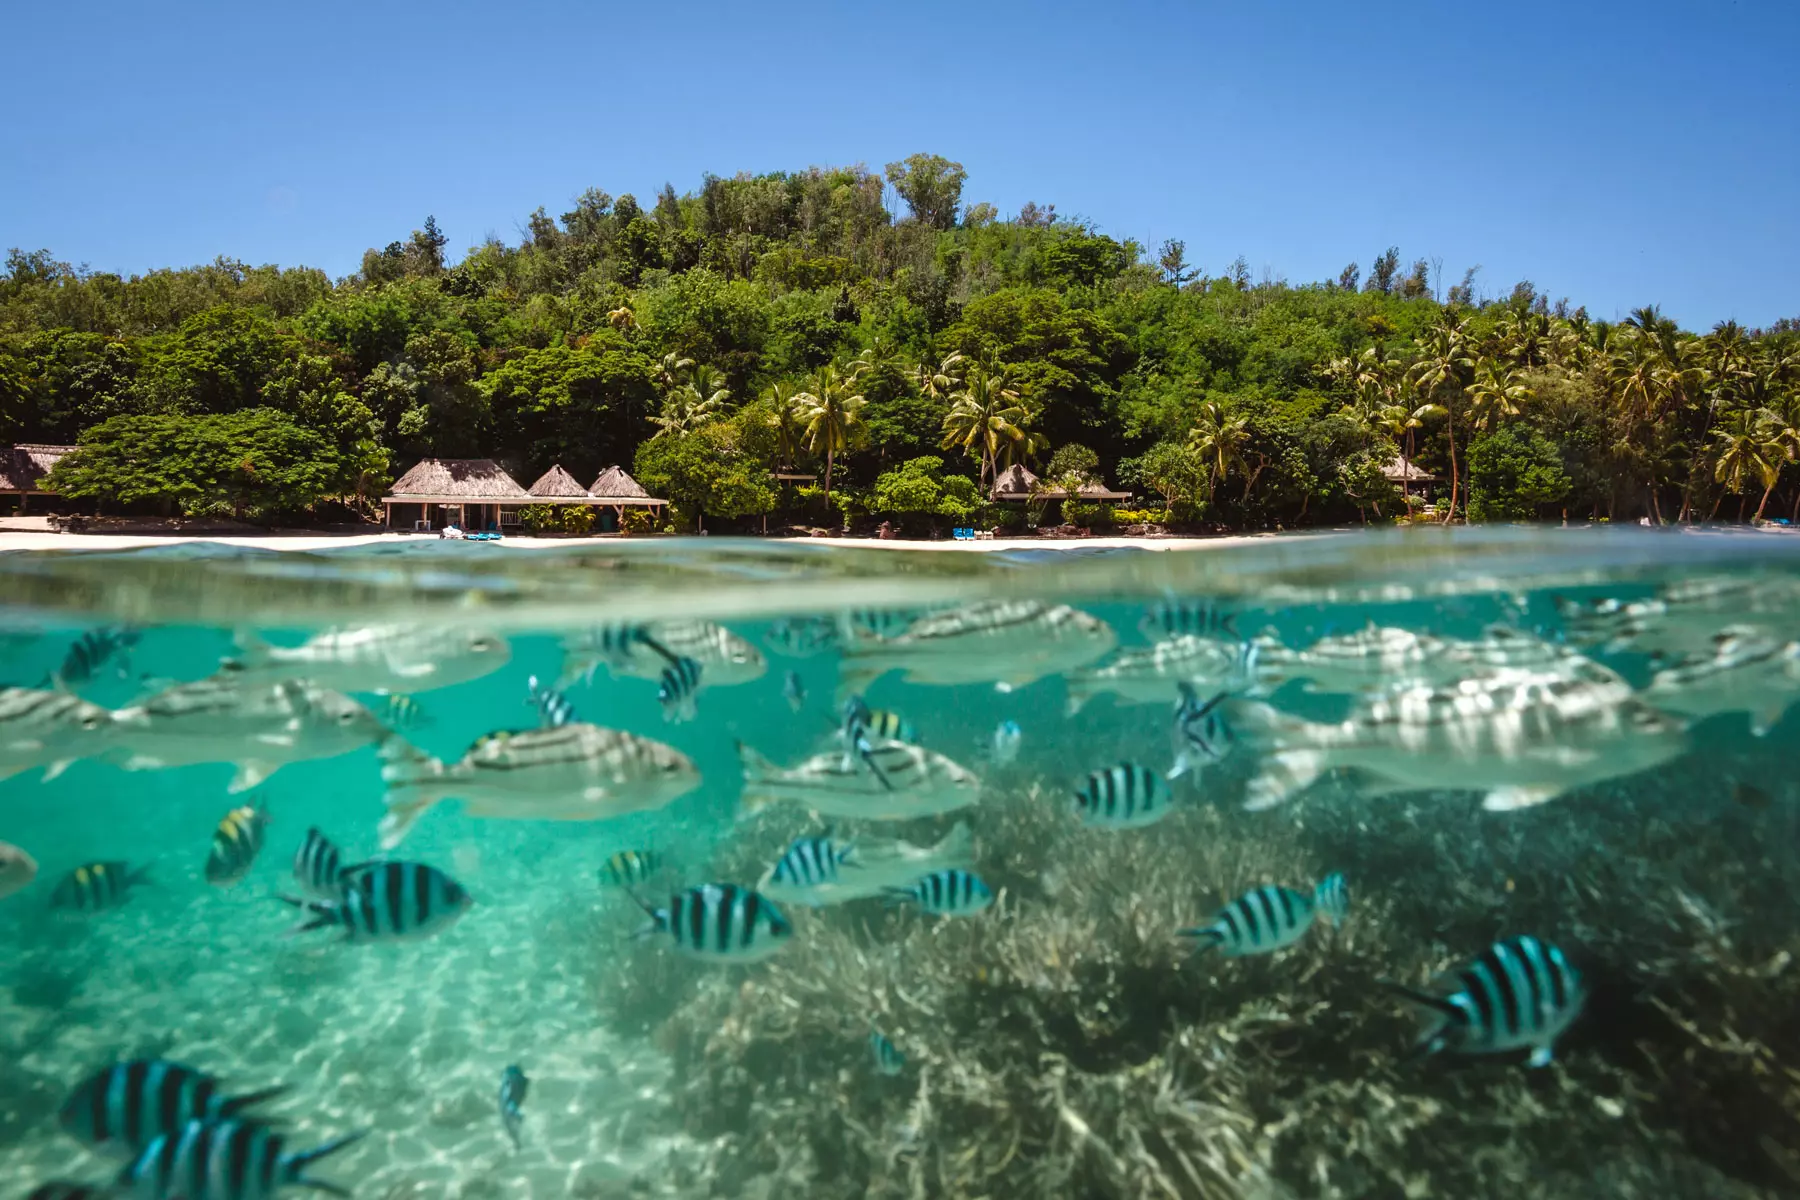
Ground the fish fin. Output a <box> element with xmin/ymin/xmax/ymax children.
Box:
<box><xmin>231</xmin><ymin>761</ymin><xmax>275</xmax><ymax>793</ymax></box>
<box><xmin>1481</xmin><ymin>784</ymin><xmax>1563</xmax><ymax>812</ymax></box>
<box><xmin>277</xmin><ymin>895</ymin><xmax>339</xmax><ymax>936</ymax></box>
<box><xmin>1380</xmin><ymin>980</ymin><xmax>1464</xmax><ymax>1021</ymax></box>
<box><xmin>1751</xmin><ymin>701</ymin><xmax>1790</xmax><ymax>737</ymax></box>
<box><xmin>230</xmin><ymin>629</ymin><xmax>274</xmax><ymax>667</ymax></box>
<box><xmin>1526</xmin><ymin>1045</ymin><xmax>1555</xmax><ymax>1068</ymax></box>
<box><xmin>931</xmin><ymin>821</ymin><xmax>976</xmax><ymax>870</ymax></box>
<box><xmin>39</xmin><ymin>759</ymin><xmax>72</xmax><ymax>783</ymax></box>
<box><xmin>219</xmin><ymin>1084</ymin><xmax>290</xmax><ymax>1117</ymax></box>
<box><xmin>1176</xmin><ymin>928</ymin><xmax>1224</xmax><ymax>955</ymax></box>
<box><xmin>283</xmin><ymin>1128</ymin><xmax>369</xmax><ymax>1192</ymax></box>
<box><xmin>1243</xmin><ymin>749</ymin><xmax>1327</xmax><ymax>811</ymax></box>
<box><xmin>394</xmin><ymin>662</ymin><xmax>436</xmax><ymax>678</ymax></box>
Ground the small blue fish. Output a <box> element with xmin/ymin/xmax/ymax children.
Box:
<box><xmin>990</xmin><ymin>720</ymin><xmax>1022</xmax><ymax>765</ymax></box>
<box><xmin>1074</xmin><ymin>762</ymin><xmax>1170</xmax><ymax>830</ymax></box>
<box><xmin>1388</xmin><ymin>936</ymin><xmax>1584</xmax><ymax>1067</ymax></box>
<box><xmin>499</xmin><ymin>1065</ymin><xmax>528</xmax><ymax>1149</ymax></box>
<box><xmin>783</xmin><ymin>670</ymin><xmax>806</xmax><ymax>713</ymax></box>
<box><xmin>598</xmin><ymin>850</ymin><xmax>662</xmax><ymax>890</ymax></box>
<box><xmin>770</xmin><ymin>834</ymin><xmax>857</xmax><ymax>890</ymax></box>
<box><xmin>526</xmin><ymin>675</ymin><xmax>576</xmax><ymax>728</ymax></box>
<box><xmin>1312</xmin><ymin>872</ymin><xmax>1350</xmax><ymax>925</ymax></box>
<box><xmin>886</xmin><ymin>869</ymin><xmax>992</xmax><ymax>917</ymax></box>
<box><xmin>869</xmin><ymin>1030</ymin><xmax>905</xmax><ymax>1076</ymax></box>
<box><xmin>658</xmin><ymin>656</ymin><xmax>703</xmax><ymax>723</ymax></box>
<box><xmin>1169</xmin><ymin>683</ymin><xmax>1232</xmax><ymax>779</ymax></box>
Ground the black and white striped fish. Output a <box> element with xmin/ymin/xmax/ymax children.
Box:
<box><xmin>886</xmin><ymin>869</ymin><xmax>992</xmax><ymax>916</ymax></box>
<box><xmin>205</xmin><ymin>803</ymin><xmax>271</xmax><ymax>887</ymax></box>
<box><xmin>1169</xmin><ymin>683</ymin><xmax>1232</xmax><ymax>779</ymax></box>
<box><xmin>1140</xmin><ymin>598</ymin><xmax>1239</xmax><ymax>642</ymax></box>
<box><xmin>1074</xmin><ymin>762</ymin><xmax>1171</xmax><ymax>829</ymax></box>
<box><xmin>597</xmin><ymin>849</ymin><xmax>662</xmax><ymax>890</ymax></box>
<box><xmin>1313</xmin><ymin>872</ymin><xmax>1350</xmax><ymax>925</ymax></box>
<box><xmin>525</xmin><ymin>675</ymin><xmax>576</xmax><ymax>728</ymax></box>
<box><xmin>1388</xmin><ymin>936</ymin><xmax>1585</xmax><ymax>1067</ymax></box>
<box><xmin>770</xmin><ymin>835</ymin><xmax>857</xmax><ymax>890</ymax></box>
<box><xmin>657</xmin><ymin>656</ymin><xmax>703</xmax><ymax>723</ymax></box>
<box><xmin>115</xmin><ymin>1118</ymin><xmax>366</xmax><ymax>1200</ymax></box>
<box><xmin>51</xmin><ymin>861</ymin><xmax>151</xmax><ymax>911</ymax></box>
<box><xmin>766</xmin><ymin>617</ymin><xmax>839</xmax><ymax>658</ymax></box>
<box><xmin>280</xmin><ymin>861</ymin><xmax>472</xmax><ymax>942</ymax></box>
<box><xmin>869</xmin><ymin>1030</ymin><xmax>905</xmax><ymax>1076</ymax></box>
<box><xmin>293</xmin><ymin>827</ymin><xmax>346</xmax><ymax>898</ymax></box>
<box><xmin>54</xmin><ymin>626</ymin><xmax>140</xmax><ymax>688</ymax></box>
<box><xmin>634</xmin><ymin>883</ymin><xmax>793</xmax><ymax>962</ymax></box>
<box><xmin>59</xmin><ymin>1060</ymin><xmax>286</xmax><ymax>1152</ymax></box>
<box><xmin>1178</xmin><ymin>880</ymin><xmax>1339</xmax><ymax>957</ymax></box>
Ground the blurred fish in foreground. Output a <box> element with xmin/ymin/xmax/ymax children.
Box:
<box><xmin>560</xmin><ymin>620</ymin><xmax>764</xmax><ymax>689</ymax></box>
<box><xmin>223</xmin><ymin>625</ymin><xmax>509</xmax><ymax>694</ymax></box>
<box><xmin>738</xmin><ymin>741</ymin><xmax>980</xmax><ymax>821</ymax></box>
<box><xmin>839</xmin><ymin>600</ymin><xmax>1115</xmax><ymax>691</ymax></box>
<box><xmin>60</xmin><ymin>1059</ymin><xmax>286</xmax><ymax>1152</ymax></box>
<box><xmin>1065</xmin><ymin>635</ymin><xmax>1266</xmax><ymax>714</ymax></box>
<box><xmin>1644</xmin><ymin>626</ymin><xmax>1800</xmax><ymax>736</ymax></box>
<box><xmin>116</xmin><ymin>1119</ymin><xmax>367</xmax><ymax>1200</ymax></box>
<box><xmin>0</xmin><ymin>685</ymin><xmax>116</xmax><ymax>783</ymax></box>
<box><xmin>759</xmin><ymin>822</ymin><xmax>974</xmax><ymax>908</ymax></box>
<box><xmin>51</xmin><ymin>626</ymin><xmax>140</xmax><ymax>690</ymax></box>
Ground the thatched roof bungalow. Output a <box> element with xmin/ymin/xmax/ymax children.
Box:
<box><xmin>989</xmin><ymin>462</ymin><xmax>1131</xmax><ymax>502</ymax></box>
<box><xmin>381</xmin><ymin>458</ymin><xmax>531</xmax><ymax>531</ymax></box>
<box><xmin>1</xmin><ymin>445</ymin><xmax>73</xmax><ymax>511</ymax></box>
<box><xmin>527</xmin><ymin>464</ymin><xmax>592</xmax><ymax>500</ymax></box>
<box><xmin>588</xmin><ymin>466</ymin><xmax>666</xmax><ymax>507</ymax></box>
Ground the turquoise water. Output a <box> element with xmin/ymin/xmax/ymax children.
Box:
<box><xmin>2</xmin><ymin>530</ymin><xmax>1799</xmax><ymax>1199</ymax></box>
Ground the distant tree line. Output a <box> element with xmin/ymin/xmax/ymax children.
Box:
<box><xmin>3</xmin><ymin>152</ymin><xmax>1796</xmax><ymax>528</ymax></box>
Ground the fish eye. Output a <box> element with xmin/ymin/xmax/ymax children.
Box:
<box><xmin>80</xmin><ymin>714</ymin><xmax>102</xmax><ymax>730</ymax></box>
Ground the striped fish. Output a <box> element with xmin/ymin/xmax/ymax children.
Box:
<box><xmin>869</xmin><ymin>1030</ymin><xmax>905</xmax><ymax>1076</ymax></box>
<box><xmin>1169</xmin><ymin>683</ymin><xmax>1232</xmax><ymax>779</ymax></box>
<box><xmin>224</xmin><ymin>625</ymin><xmax>509</xmax><ymax>696</ymax></box>
<box><xmin>1065</xmin><ymin>635</ymin><xmax>1262</xmax><ymax>715</ymax></box>
<box><xmin>1074</xmin><ymin>762</ymin><xmax>1171</xmax><ymax>830</ymax></box>
<box><xmin>845</xmin><ymin>608</ymin><xmax>921</xmax><ymax>640</ymax></box>
<box><xmin>635</xmin><ymin>883</ymin><xmax>792</xmax><ymax>962</ymax></box>
<box><xmin>1389</xmin><ymin>936</ymin><xmax>1585</xmax><ymax>1067</ymax></box>
<box><xmin>54</xmin><ymin>626</ymin><xmax>140</xmax><ymax>688</ymax></box>
<box><xmin>862</xmin><ymin>708</ymin><xmax>917</xmax><ymax>744</ymax></box>
<box><xmin>379</xmin><ymin>694</ymin><xmax>430</xmax><ymax>729</ymax></box>
<box><xmin>115</xmin><ymin>1118</ymin><xmax>366</xmax><ymax>1200</ymax></box>
<box><xmin>1179</xmin><ymin>884</ymin><xmax>1321</xmax><ymax>957</ymax></box>
<box><xmin>1139</xmin><ymin>598</ymin><xmax>1239</xmax><ymax>642</ymax></box>
<box><xmin>597</xmin><ymin>849</ymin><xmax>662</xmax><ymax>890</ymax></box>
<box><xmin>737</xmin><ymin>741</ymin><xmax>981</xmax><ymax>821</ymax></box>
<box><xmin>280</xmin><ymin>861</ymin><xmax>472</xmax><ymax>942</ymax></box>
<box><xmin>0</xmin><ymin>684</ymin><xmax>115</xmax><ymax>783</ymax></box>
<box><xmin>377</xmin><ymin>723</ymin><xmax>700</xmax><ymax>849</ymax></box>
<box><xmin>28</xmin><ymin>1184</ymin><xmax>108</xmax><ymax>1200</ymax></box>
<box><xmin>205</xmin><ymin>804</ymin><xmax>271</xmax><ymax>887</ymax></box>
<box><xmin>765</xmin><ymin>617</ymin><xmax>839</xmax><ymax>658</ymax></box>
<box><xmin>886</xmin><ymin>869</ymin><xmax>992</xmax><ymax>916</ymax></box>
<box><xmin>770</xmin><ymin>835</ymin><xmax>857</xmax><ymax>890</ymax></box>
<box><xmin>1312</xmin><ymin>872</ymin><xmax>1350</xmax><ymax>925</ymax></box>
<box><xmin>525</xmin><ymin>675</ymin><xmax>576</xmax><ymax>728</ymax></box>
<box><xmin>498</xmin><ymin>1065</ymin><xmax>528</xmax><ymax>1150</ymax></box>
<box><xmin>839</xmin><ymin>600</ymin><xmax>1116</xmax><ymax>691</ymax></box>
<box><xmin>59</xmin><ymin>1060</ymin><xmax>286</xmax><ymax>1152</ymax></box>
<box><xmin>51</xmin><ymin>861</ymin><xmax>151</xmax><ymax>911</ymax></box>
<box><xmin>657</xmin><ymin>655</ymin><xmax>703</xmax><ymax>723</ymax></box>
<box><xmin>560</xmin><ymin>621</ymin><xmax>764</xmax><ymax>689</ymax></box>
<box><xmin>292</xmin><ymin>828</ymin><xmax>346</xmax><ymax>898</ymax></box>
<box><xmin>1644</xmin><ymin>626</ymin><xmax>1800</xmax><ymax>736</ymax></box>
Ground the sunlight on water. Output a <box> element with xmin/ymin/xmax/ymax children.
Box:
<box><xmin>2</xmin><ymin>529</ymin><xmax>1799</xmax><ymax>1199</ymax></box>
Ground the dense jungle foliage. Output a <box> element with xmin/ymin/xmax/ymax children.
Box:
<box><xmin>3</xmin><ymin>154</ymin><xmax>1797</xmax><ymax>529</ymax></box>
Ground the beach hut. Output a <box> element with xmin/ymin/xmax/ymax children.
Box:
<box><xmin>381</xmin><ymin>459</ymin><xmax>531</xmax><ymax>532</ymax></box>
<box><xmin>1381</xmin><ymin>454</ymin><xmax>1439</xmax><ymax>500</ymax></box>
<box><xmin>527</xmin><ymin>464</ymin><xmax>594</xmax><ymax>502</ymax></box>
<box><xmin>0</xmin><ymin>444</ymin><xmax>72</xmax><ymax>513</ymax></box>
<box><xmin>989</xmin><ymin>463</ymin><xmax>1131</xmax><ymax>503</ymax></box>
<box><xmin>587</xmin><ymin>466</ymin><xmax>668</xmax><ymax>531</ymax></box>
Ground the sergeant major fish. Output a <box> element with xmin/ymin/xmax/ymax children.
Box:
<box><xmin>657</xmin><ymin>656</ymin><xmax>703</xmax><ymax>723</ymax></box>
<box><xmin>886</xmin><ymin>868</ymin><xmax>992</xmax><ymax>916</ymax></box>
<box><xmin>498</xmin><ymin>1065</ymin><xmax>528</xmax><ymax>1150</ymax></box>
<box><xmin>378</xmin><ymin>724</ymin><xmax>701</xmax><ymax>848</ymax></box>
<box><xmin>223</xmin><ymin>625</ymin><xmax>509</xmax><ymax>695</ymax></box>
<box><xmin>51</xmin><ymin>861</ymin><xmax>151</xmax><ymax>912</ymax></box>
<box><xmin>598</xmin><ymin>849</ymin><xmax>663</xmax><ymax>890</ymax></box>
<box><xmin>525</xmin><ymin>675</ymin><xmax>576</xmax><ymax>728</ymax></box>
<box><xmin>758</xmin><ymin>822</ymin><xmax>974</xmax><ymax>909</ymax></box>
<box><xmin>1178</xmin><ymin>875</ymin><xmax>1347</xmax><ymax>957</ymax></box>
<box><xmin>737</xmin><ymin>741</ymin><xmax>980</xmax><ymax>822</ymax></box>
<box><xmin>767</xmin><ymin>834</ymin><xmax>858</xmax><ymax>891</ymax></box>
<box><xmin>281</xmin><ymin>860</ymin><xmax>472</xmax><ymax>942</ymax></box>
<box><xmin>52</xmin><ymin>626</ymin><xmax>140</xmax><ymax>689</ymax></box>
<box><xmin>293</xmin><ymin>827</ymin><xmax>347</xmax><ymax>898</ymax></box>
<box><xmin>109</xmin><ymin>675</ymin><xmax>387</xmax><ymax>793</ymax></box>
<box><xmin>60</xmin><ymin>1059</ymin><xmax>287</xmax><ymax>1152</ymax></box>
<box><xmin>1169</xmin><ymin>684</ymin><xmax>1233</xmax><ymax>779</ymax></box>
<box><xmin>1139</xmin><ymin>598</ymin><xmax>1240</xmax><ymax>642</ymax></box>
<box><xmin>1387</xmin><ymin>935</ymin><xmax>1584</xmax><ymax>1067</ymax></box>
<box><xmin>634</xmin><ymin>883</ymin><xmax>793</xmax><ymax>962</ymax></box>
<box><xmin>115</xmin><ymin>1118</ymin><xmax>366</xmax><ymax>1200</ymax></box>
<box><xmin>766</xmin><ymin>617</ymin><xmax>839</xmax><ymax>658</ymax></box>
<box><xmin>205</xmin><ymin>803</ymin><xmax>271</xmax><ymax>887</ymax></box>
<box><xmin>1226</xmin><ymin>662</ymin><xmax>1688</xmax><ymax>812</ymax></box>
<box><xmin>1074</xmin><ymin>762</ymin><xmax>1172</xmax><ymax>830</ymax></box>
<box><xmin>839</xmin><ymin>600</ymin><xmax>1115</xmax><ymax>692</ymax></box>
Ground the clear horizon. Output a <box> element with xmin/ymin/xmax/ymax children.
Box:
<box><xmin>4</xmin><ymin>0</ymin><xmax>1795</xmax><ymax>330</ymax></box>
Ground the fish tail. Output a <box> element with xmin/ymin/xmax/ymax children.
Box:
<box><xmin>1177</xmin><ymin>927</ymin><xmax>1224</xmax><ymax>955</ymax></box>
<box><xmin>219</xmin><ymin>1084</ymin><xmax>290</xmax><ymax>1118</ymax></box>
<box><xmin>282</xmin><ymin>1128</ymin><xmax>369</xmax><ymax>1193</ymax></box>
<box><xmin>1380</xmin><ymin>979</ymin><xmax>1464</xmax><ymax>1021</ymax></box>
<box><xmin>278</xmin><ymin>895</ymin><xmax>339</xmax><ymax>936</ymax></box>
<box><xmin>378</xmin><ymin>735</ymin><xmax>445</xmax><ymax>849</ymax></box>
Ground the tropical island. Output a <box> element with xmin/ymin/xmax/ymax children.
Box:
<box><xmin>3</xmin><ymin>154</ymin><xmax>1796</xmax><ymax>538</ymax></box>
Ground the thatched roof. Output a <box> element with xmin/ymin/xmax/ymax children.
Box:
<box><xmin>528</xmin><ymin>464</ymin><xmax>591</xmax><ymax>499</ymax></box>
<box><xmin>1382</xmin><ymin>454</ymin><xmax>1439</xmax><ymax>483</ymax></box>
<box><xmin>990</xmin><ymin>463</ymin><xmax>1040</xmax><ymax>500</ymax></box>
<box><xmin>0</xmin><ymin>444</ymin><xmax>72</xmax><ymax>493</ymax></box>
<box><xmin>383</xmin><ymin>459</ymin><xmax>530</xmax><ymax>503</ymax></box>
<box><xmin>589</xmin><ymin>465</ymin><xmax>666</xmax><ymax>505</ymax></box>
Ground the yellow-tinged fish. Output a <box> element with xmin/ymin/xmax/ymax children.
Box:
<box><xmin>51</xmin><ymin>861</ymin><xmax>151</xmax><ymax>911</ymax></box>
<box><xmin>839</xmin><ymin>600</ymin><xmax>1115</xmax><ymax>692</ymax></box>
<box><xmin>737</xmin><ymin>740</ymin><xmax>981</xmax><ymax>821</ymax></box>
<box><xmin>378</xmin><ymin>724</ymin><xmax>701</xmax><ymax>849</ymax></box>
<box><xmin>224</xmin><ymin>625</ymin><xmax>510</xmax><ymax>695</ymax></box>
<box><xmin>109</xmin><ymin>675</ymin><xmax>387</xmax><ymax>792</ymax></box>
<box><xmin>205</xmin><ymin>802</ymin><xmax>271</xmax><ymax>887</ymax></box>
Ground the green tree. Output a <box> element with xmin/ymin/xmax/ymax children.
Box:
<box><xmin>884</xmin><ymin>154</ymin><xmax>967</xmax><ymax>229</ymax></box>
<box><xmin>939</xmin><ymin>365</ymin><xmax>1033</xmax><ymax>492</ymax></box>
<box><xmin>791</xmin><ymin>363</ymin><xmax>867</xmax><ymax>507</ymax></box>
<box><xmin>1187</xmin><ymin>400</ymin><xmax>1251</xmax><ymax>498</ymax></box>
<box><xmin>1465</xmin><ymin>425</ymin><xmax>1572</xmax><ymax>521</ymax></box>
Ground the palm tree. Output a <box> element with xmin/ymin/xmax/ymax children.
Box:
<box><xmin>1710</xmin><ymin>408</ymin><xmax>1785</xmax><ymax>522</ymax></box>
<box><xmin>939</xmin><ymin>366</ymin><xmax>1031</xmax><ymax>492</ymax></box>
<box><xmin>1376</xmin><ymin>401</ymin><xmax>1445</xmax><ymax>504</ymax></box>
<box><xmin>792</xmin><ymin>364</ymin><xmax>867</xmax><ymax>509</ymax></box>
<box><xmin>917</xmin><ymin>352</ymin><xmax>967</xmax><ymax>403</ymax></box>
<box><xmin>1409</xmin><ymin>310</ymin><xmax>1474</xmax><ymax>521</ymax></box>
<box><xmin>1466</xmin><ymin>357</ymin><xmax>1533</xmax><ymax>433</ymax></box>
<box><xmin>649</xmin><ymin>364</ymin><xmax>731</xmax><ymax>440</ymax></box>
<box><xmin>1187</xmin><ymin>401</ymin><xmax>1252</xmax><ymax>498</ymax></box>
<box><xmin>763</xmin><ymin>382</ymin><xmax>807</xmax><ymax>469</ymax></box>
<box><xmin>606</xmin><ymin>306</ymin><xmax>637</xmax><ymax>332</ymax></box>
<box><xmin>655</xmin><ymin>351</ymin><xmax>695</xmax><ymax>393</ymax></box>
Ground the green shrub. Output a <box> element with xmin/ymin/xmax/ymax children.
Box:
<box><xmin>1467</xmin><ymin>426</ymin><xmax>1572</xmax><ymax>521</ymax></box>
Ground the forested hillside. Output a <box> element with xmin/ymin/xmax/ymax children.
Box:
<box><xmin>3</xmin><ymin>154</ymin><xmax>1796</xmax><ymax>529</ymax></box>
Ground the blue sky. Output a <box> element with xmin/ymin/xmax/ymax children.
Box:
<box><xmin>3</xmin><ymin>0</ymin><xmax>1794</xmax><ymax>329</ymax></box>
